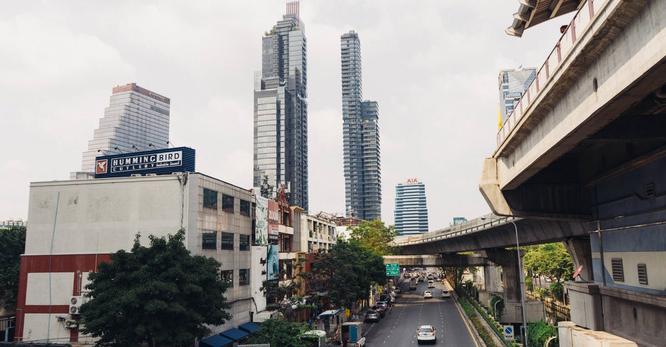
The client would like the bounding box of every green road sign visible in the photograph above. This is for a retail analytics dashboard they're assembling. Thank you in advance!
[385,263,400,276]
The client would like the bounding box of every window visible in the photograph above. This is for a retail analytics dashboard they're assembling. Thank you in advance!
[240,234,250,251]
[203,188,218,209]
[221,270,233,287]
[221,232,234,250]
[637,263,648,285]
[611,258,624,282]
[239,269,250,286]
[222,194,235,212]
[202,232,216,250]
[240,199,251,216]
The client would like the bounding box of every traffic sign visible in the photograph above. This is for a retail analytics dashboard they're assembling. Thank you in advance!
[385,263,400,276]
[503,325,514,340]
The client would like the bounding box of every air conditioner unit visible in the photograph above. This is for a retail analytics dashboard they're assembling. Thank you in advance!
[65,319,79,329]
[69,296,83,315]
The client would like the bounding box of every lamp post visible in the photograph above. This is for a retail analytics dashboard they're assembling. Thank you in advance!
[511,220,529,346]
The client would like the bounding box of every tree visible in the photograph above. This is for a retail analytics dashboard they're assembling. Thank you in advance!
[523,242,573,301]
[349,220,397,256]
[80,230,231,346]
[244,319,309,347]
[0,226,26,312]
[311,240,385,310]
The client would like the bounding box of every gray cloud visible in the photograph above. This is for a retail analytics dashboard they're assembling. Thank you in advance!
[0,0,571,228]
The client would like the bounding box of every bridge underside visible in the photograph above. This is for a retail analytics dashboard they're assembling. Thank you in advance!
[396,218,589,255]
[383,254,489,267]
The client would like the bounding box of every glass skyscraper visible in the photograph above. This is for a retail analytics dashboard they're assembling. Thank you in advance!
[498,68,536,123]
[394,179,429,235]
[341,30,381,220]
[79,83,170,173]
[254,1,308,210]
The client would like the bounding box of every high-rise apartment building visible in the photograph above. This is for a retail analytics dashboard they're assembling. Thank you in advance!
[79,83,170,173]
[254,1,308,210]
[394,179,429,235]
[340,30,381,220]
[498,68,536,124]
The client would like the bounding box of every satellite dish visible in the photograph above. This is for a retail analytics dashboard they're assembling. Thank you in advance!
[572,265,584,280]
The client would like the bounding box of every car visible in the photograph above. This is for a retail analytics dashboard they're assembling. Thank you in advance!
[427,280,435,288]
[416,325,437,344]
[376,301,389,310]
[441,290,451,298]
[423,290,433,299]
[365,310,380,322]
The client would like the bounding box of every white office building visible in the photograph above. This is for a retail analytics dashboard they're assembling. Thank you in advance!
[79,83,171,174]
[394,179,429,235]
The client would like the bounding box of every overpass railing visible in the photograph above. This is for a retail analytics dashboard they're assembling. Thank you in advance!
[497,0,609,148]
[394,216,520,246]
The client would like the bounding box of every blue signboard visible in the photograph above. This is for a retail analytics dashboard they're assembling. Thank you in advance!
[94,147,195,178]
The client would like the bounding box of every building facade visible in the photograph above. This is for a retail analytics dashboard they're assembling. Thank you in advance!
[498,68,536,124]
[340,31,381,221]
[15,173,258,343]
[394,179,429,235]
[254,1,308,211]
[79,83,171,173]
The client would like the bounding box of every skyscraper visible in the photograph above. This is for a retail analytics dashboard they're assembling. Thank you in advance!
[394,179,429,235]
[79,83,170,173]
[254,1,308,210]
[341,30,381,220]
[498,68,536,123]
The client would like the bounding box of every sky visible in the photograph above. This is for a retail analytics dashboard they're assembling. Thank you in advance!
[0,1,571,229]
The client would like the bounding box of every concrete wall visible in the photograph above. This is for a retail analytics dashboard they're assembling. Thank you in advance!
[26,175,184,255]
[559,321,637,347]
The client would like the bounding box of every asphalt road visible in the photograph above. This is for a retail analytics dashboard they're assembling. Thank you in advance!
[364,280,476,347]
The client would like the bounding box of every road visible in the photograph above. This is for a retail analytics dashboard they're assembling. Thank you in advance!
[364,279,476,347]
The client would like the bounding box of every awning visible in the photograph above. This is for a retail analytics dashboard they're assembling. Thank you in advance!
[200,334,233,347]
[239,322,261,334]
[220,327,249,341]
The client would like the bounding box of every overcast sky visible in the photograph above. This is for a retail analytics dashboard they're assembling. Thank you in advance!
[0,1,571,228]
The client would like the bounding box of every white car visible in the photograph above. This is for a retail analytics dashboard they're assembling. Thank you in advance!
[416,325,437,344]
[441,290,451,298]
[423,290,433,299]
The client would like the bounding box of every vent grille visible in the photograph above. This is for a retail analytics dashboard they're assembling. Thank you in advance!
[637,263,648,285]
[611,258,624,282]
[645,182,656,198]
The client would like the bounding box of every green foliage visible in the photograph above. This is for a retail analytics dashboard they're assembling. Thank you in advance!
[245,319,309,347]
[525,276,534,291]
[349,220,397,256]
[0,226,26,311]
[528,321,558,347]
[523,243,573,286]
[459,297,500,347]
[549,282,564,301]
[311,240,385,310]
[80,230,231,346]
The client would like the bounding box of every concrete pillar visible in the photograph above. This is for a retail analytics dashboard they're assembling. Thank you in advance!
[563,237,594,282]
[486,249,522,303]
[483,264,503,293]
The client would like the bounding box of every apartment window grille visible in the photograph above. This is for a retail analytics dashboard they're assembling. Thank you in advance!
[239,269,250,286]
[203,189,218,209]
[239,234,250,251]
[221,270,233,287]
[221,232,234,250]
[202,232,217,250]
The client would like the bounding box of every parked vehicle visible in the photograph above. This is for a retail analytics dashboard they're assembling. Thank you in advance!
[423,290,433,299]
[372,305,387,317]
[364,310,380,322]
[416,325,437,344]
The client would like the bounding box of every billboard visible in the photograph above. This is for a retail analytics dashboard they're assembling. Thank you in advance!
[267,244,279,281]
[254,194,269,245]
[251,246,268,313]
[94,147,195,178]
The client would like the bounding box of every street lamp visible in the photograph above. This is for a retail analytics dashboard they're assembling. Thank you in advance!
[511,220,529,347]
